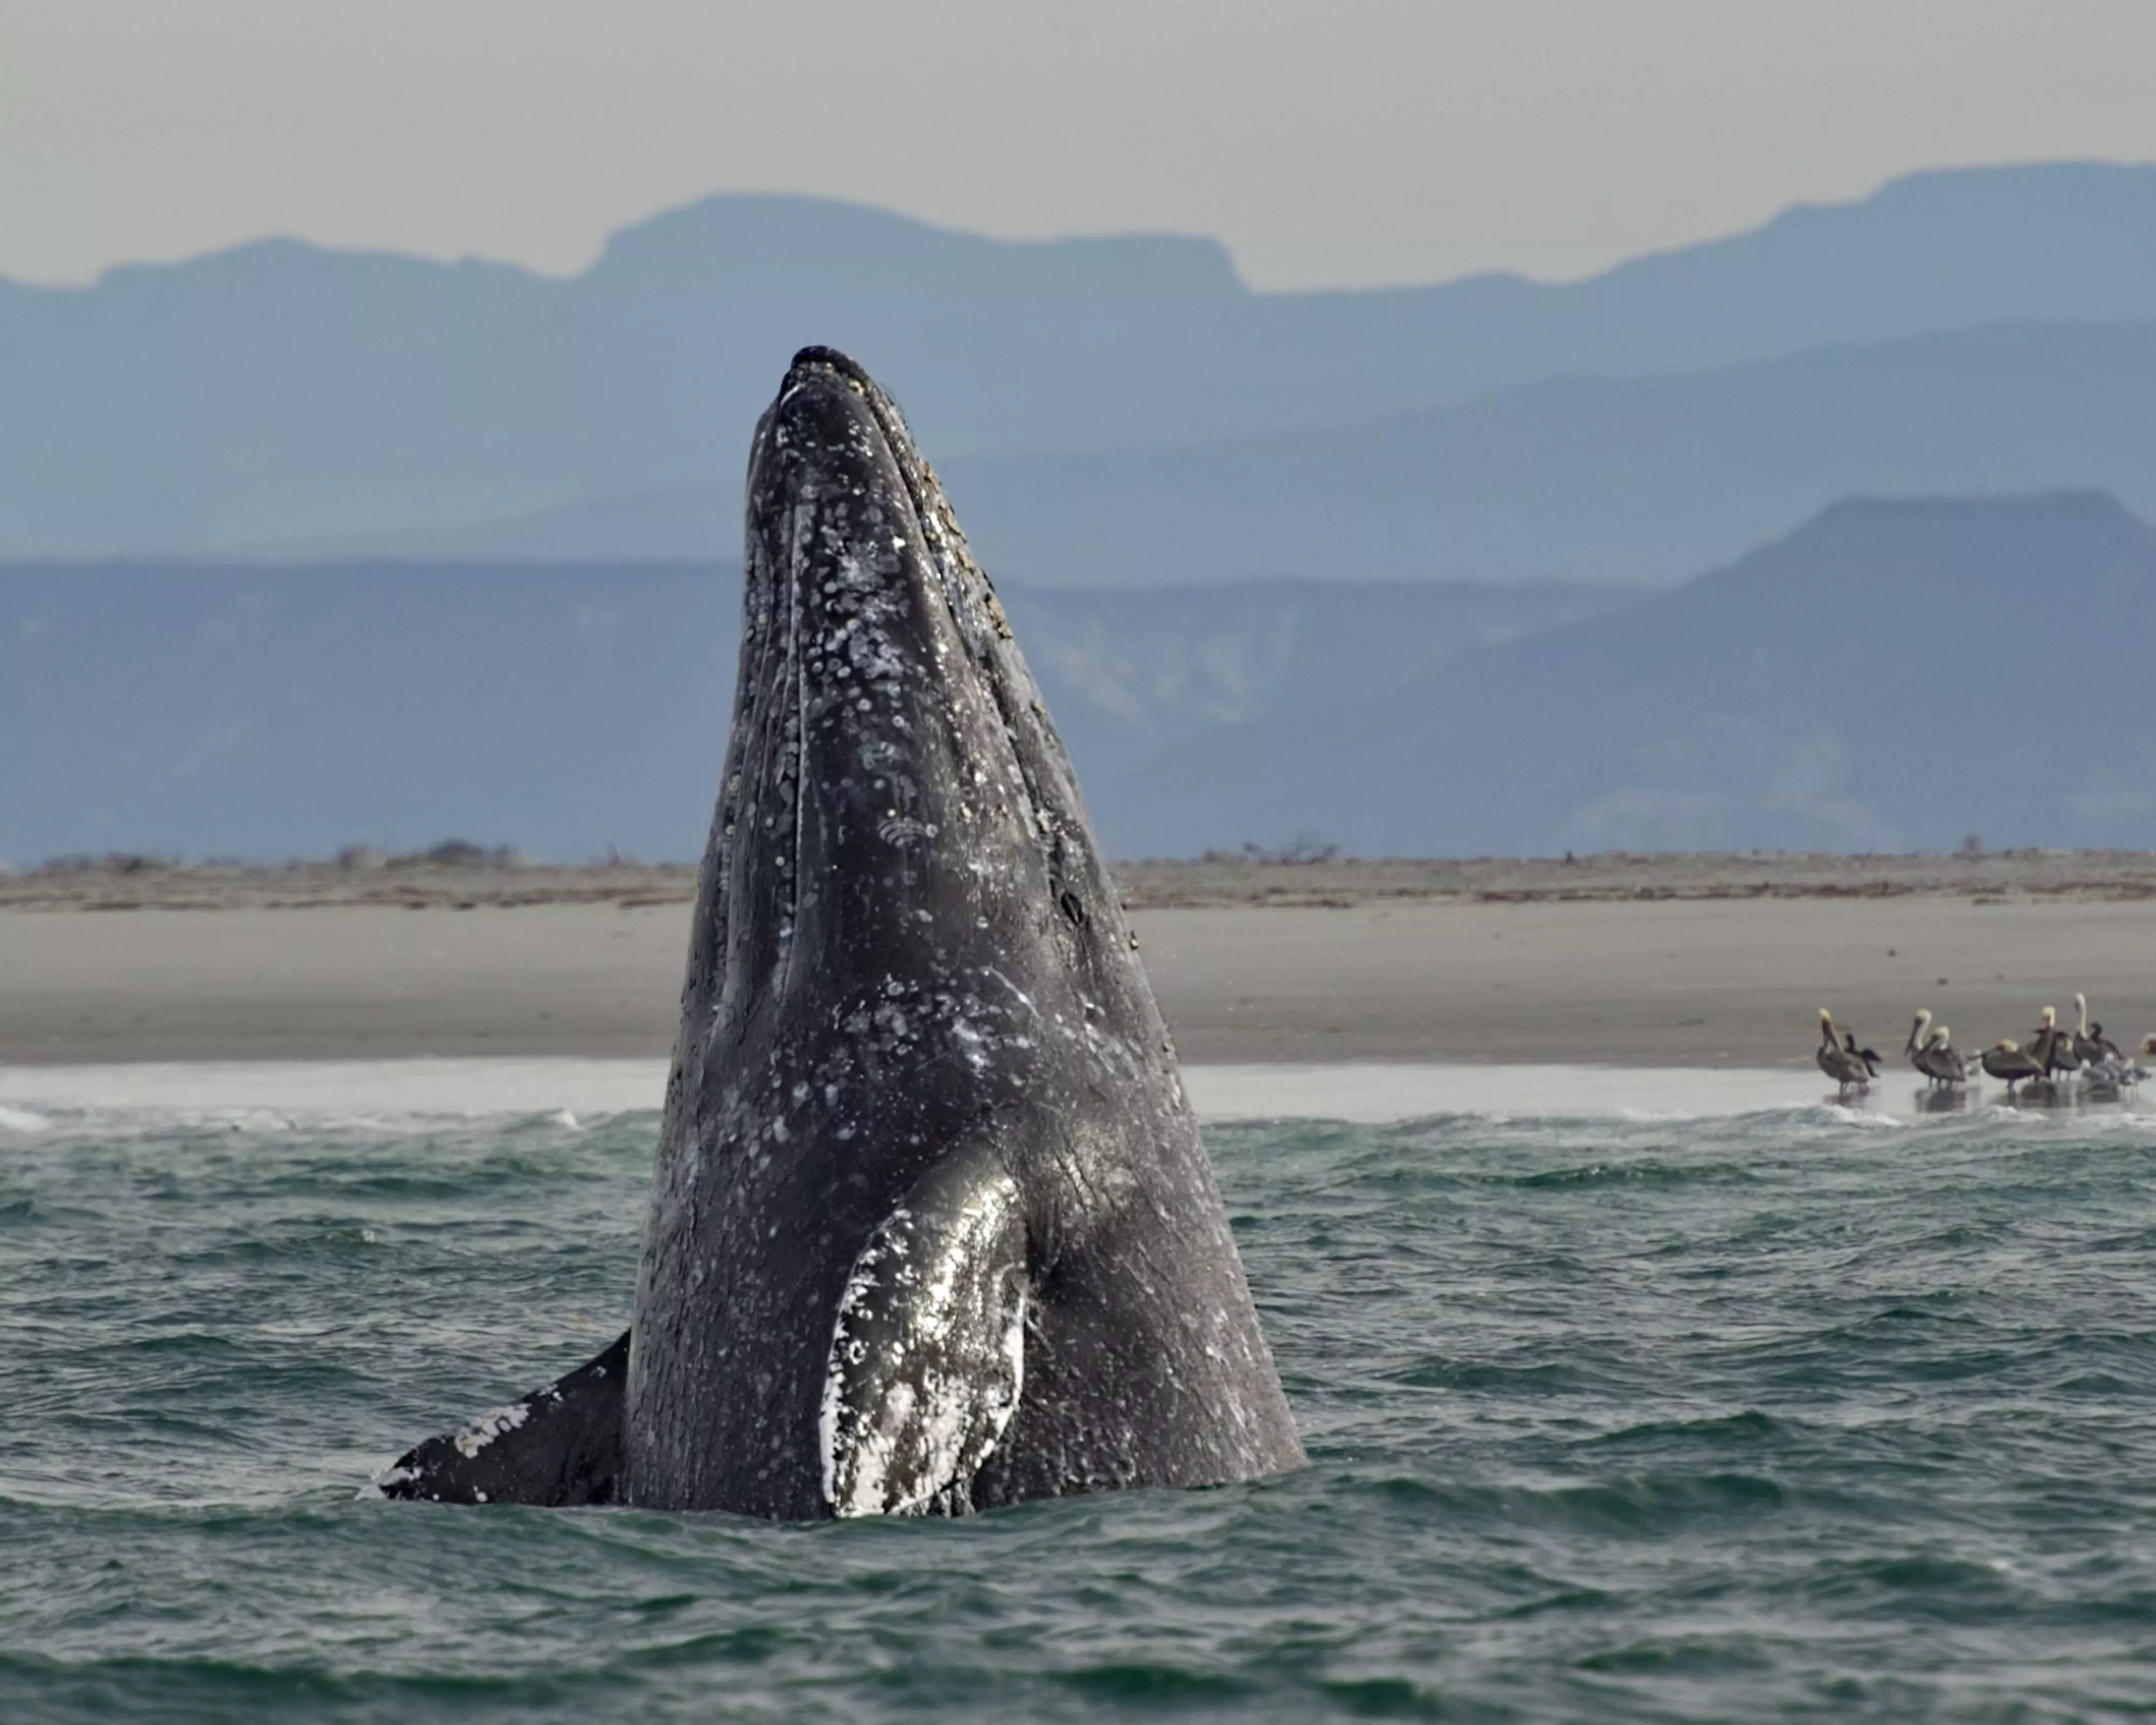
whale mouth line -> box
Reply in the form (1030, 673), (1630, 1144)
(775, 504), (812, 1001)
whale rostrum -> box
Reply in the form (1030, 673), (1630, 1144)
(379, 347), (1305, 1516)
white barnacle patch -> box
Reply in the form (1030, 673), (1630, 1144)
(820, 1167), (1027, 1518)
(950, 1019), (991, 1074)
(451, 1400), (532, 1458)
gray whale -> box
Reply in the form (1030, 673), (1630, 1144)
(380, 347), (1304, 1516)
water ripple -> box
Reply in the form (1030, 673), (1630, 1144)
(4, 1105), (2155, 1719)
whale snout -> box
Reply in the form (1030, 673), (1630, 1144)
(727, 348), (1056, 994)
(786, 343), (880, 395)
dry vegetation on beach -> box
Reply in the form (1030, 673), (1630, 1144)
(4, 847), (2155, 913)
(0, 847), (700, 913)
(1113, 849), (2156, 907)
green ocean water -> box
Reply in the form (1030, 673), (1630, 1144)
(5, 1093), (2156, 1721)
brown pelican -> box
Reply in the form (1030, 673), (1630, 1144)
(2072, 993), (2123, 1065)
(1905, 1009), (1934, 1066)
(2027, 1006), (2082, 1081)
(1816, 1009), (1872, 1097)
(1914, 1023), (1968, 1089)
(1843, 1029), (1883, 1077)
(1981, 1038), (2047, 1096)
(1905, 1010), (1958, 1085)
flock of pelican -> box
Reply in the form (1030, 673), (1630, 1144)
(1816, 996), (2154, 1101)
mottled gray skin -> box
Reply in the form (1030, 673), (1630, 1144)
(379, 347), (1302, 1518)
(623, 348), (1301, 1516)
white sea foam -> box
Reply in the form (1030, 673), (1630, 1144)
(1820, 1104), (1905, 1132)
(1185, 1063), (1840, 1123)
(0, 1058), (2146, 1127)
(0, 1059), (670, 1121)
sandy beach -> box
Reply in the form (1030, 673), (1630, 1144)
(4, 855), (2150, 1068)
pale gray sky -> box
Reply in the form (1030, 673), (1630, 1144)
(5, 0), (2153, 291)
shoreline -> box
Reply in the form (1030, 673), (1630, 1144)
(5, 889), (2151, 1071)
(3, 1057), (2148, 1125)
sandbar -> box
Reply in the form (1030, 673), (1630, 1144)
(4, 888), (2149, 1070)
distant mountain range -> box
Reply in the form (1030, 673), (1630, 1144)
(0, 561), (1632, 863)
(936, 317), (2156, 587)
(11, 165), (2154, 862)
(306, 317), (2156, 586)
(1113, 491), (2156, 857)
(6, 162), (2156, 566)
(6, 494), (2150, 862)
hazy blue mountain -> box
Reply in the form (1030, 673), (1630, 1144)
(0, 563), (737, 865)
(1004, 582), (1644, 803)
(336, 486), (735, 562)
(945, 319), (2156, 587)
(9, 497), (2148, 862)
(0, 565), (1633, 864)
(7, 162), (2156, 556)
(317, 317), (2156, 585)
(1106, 493), (2156, 857)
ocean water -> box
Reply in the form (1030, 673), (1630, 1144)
(5, 1080), (2156, 1721)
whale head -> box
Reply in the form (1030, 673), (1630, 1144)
(684, 345), (1114, 1050)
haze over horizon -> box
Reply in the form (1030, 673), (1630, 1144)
(10, 5), (2156, 862)
(9, 0), (2156, 293)
(9, 157), (2156, 567)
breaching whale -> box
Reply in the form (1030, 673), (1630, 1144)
(379, 347), (1304, 1516)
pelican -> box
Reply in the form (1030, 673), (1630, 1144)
(1816, 1009), (1872, 1097)
(1915, 1023), (1968, 1089)
(2072, 993), (2123, 1066)
(2027, 1006), (2082, 1081)
(1905, 1009), (1934, 1065)
(1905, 1010), (1953, 1085)
(1843, 1029), (1883, 1077)
(1981, 1038), (2046, 1096)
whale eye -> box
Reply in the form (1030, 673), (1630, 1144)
(1057, 889), (1086, 928)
